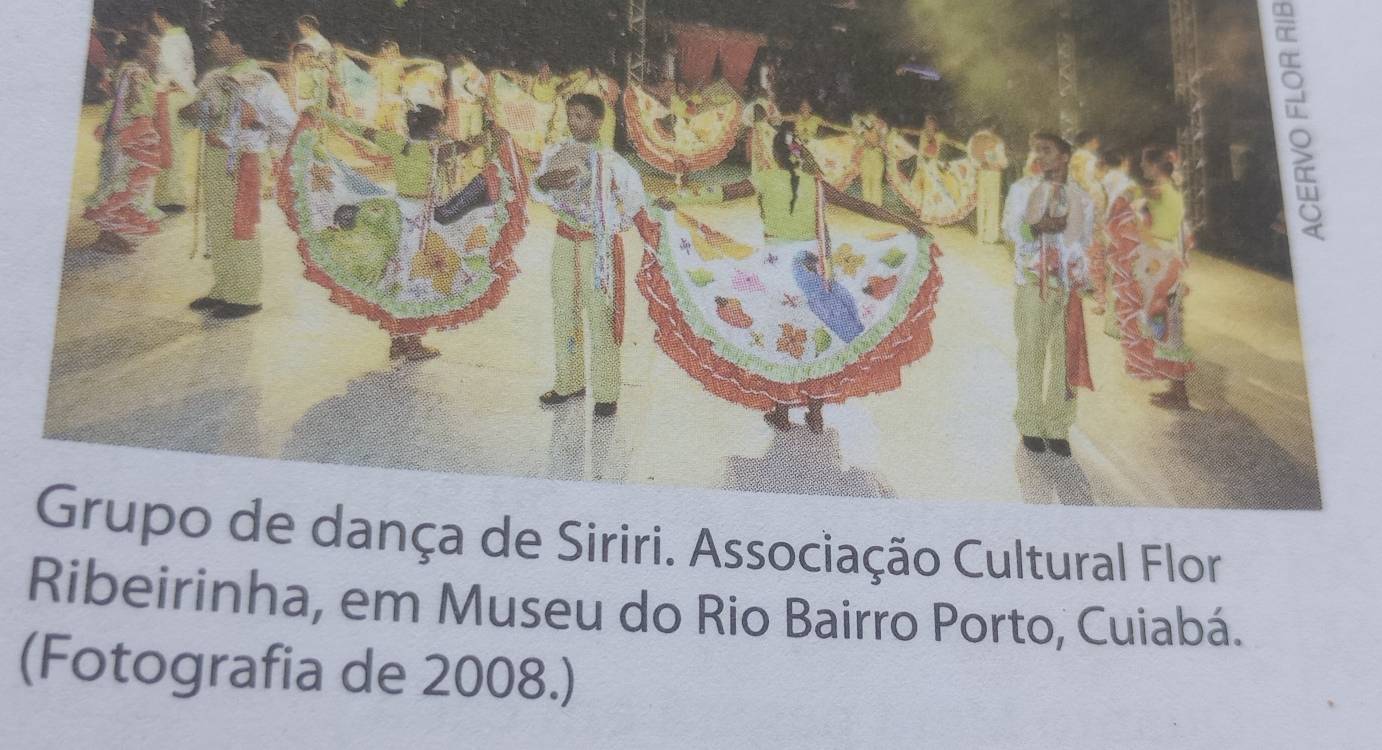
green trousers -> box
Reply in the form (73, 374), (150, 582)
(201, 144), (263, 306)
(976, 170), (1003, 243)
(551, 234), (621, 404)
(154, 91), (192, 206)
(860, 149), (885, 206)
(1014, 281), (1077, 440)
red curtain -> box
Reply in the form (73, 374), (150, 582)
(671, 23), (765, 93)
(88, 32), (110, 70)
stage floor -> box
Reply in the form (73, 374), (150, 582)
(43, 107), (1321, 509)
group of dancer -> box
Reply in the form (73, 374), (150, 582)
(1006, 129), (1195, 457)
(80, 8), (1193, 454)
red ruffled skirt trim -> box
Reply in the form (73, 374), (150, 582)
(1107, 207), (1194, 382)
(636, 242), (945, 410)
(83, 116), (165, 239)
(276, 115), (530, 337)
(622, 88), (740, 175)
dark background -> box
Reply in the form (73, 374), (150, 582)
(88, 0), (1289, 274)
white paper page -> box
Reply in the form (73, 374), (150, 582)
(0, 1), (1378, 747)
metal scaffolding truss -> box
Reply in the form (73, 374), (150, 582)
(1055, 0), (1079, 141)
(1052, 0), (1207, 233)
(1170, 0), (1208, 234)
(626, 0), (650, 85)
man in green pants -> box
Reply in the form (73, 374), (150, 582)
(179, 24), (295, 319)
(150, 6), (197, 213)
(1001, 132), (1095, 457)
(532, 94), (650, 417)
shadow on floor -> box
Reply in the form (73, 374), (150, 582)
(724, 426), (894, 498)
(1014, 443), (1095, 506)
(46, 324), (262, 456)
(49, 319), (204, 379)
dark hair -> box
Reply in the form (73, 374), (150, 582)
(566, 93), (605, 121)
(1100, 147), (1127, 169)
(117, 30), (153, 62)
(771, 124), (803, 215)
(296, 15), (321, 31)
(978, 116), (999, 131)
(1074, 130), (1099, 148)
(1032, 131), (1073, 157)
(1141, 146), (1176, 178)
(209, 19), (249, 48)
(406, 105), (445, 140)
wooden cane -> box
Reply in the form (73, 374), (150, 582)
(190, 128), (205, 260)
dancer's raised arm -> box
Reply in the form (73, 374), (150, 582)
(821, 182), (927, 236)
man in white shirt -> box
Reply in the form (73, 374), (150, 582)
(179, 24), (297, 320)
(532, 94), (651, 417)
(1002, 131), (1096, 457)
(150, 6), (197, 212)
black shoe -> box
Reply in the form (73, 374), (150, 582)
(1022, 436), (1046, 454)
(212, 303), (262, 319)
(594, 402), (618, 417)
(158, 204), (187, 215)
(1047, 439), (1072, 458)
(189, 296), (224, 311)
(539, 388), (585, 407)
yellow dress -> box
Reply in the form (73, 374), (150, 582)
(374, 58), (408, 134)
(531, 75), (559, 103)
(797, 114), (825, 141)
(854, 115), (886, 206)
(532, 75), (563, 142)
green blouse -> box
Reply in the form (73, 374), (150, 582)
(752, 169), (818, 241)
(1147, 183), (1185, 242)
(672, 168), (820, 242)
(326, 112), (434, 199)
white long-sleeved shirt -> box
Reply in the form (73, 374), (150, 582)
(193, 61), (297, 158)
(532, 140), (646, 233)
(533, 139), (648, 293)
(1002, 174), (1095, 290)
(157, 26), (197, 94)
